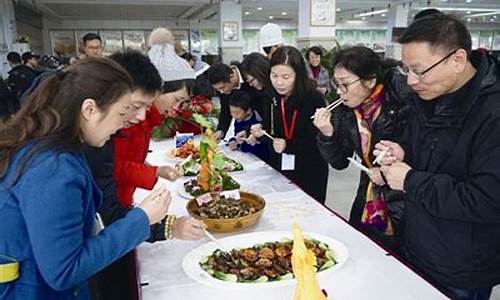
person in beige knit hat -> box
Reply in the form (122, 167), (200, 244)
(148, 27), (175, 48)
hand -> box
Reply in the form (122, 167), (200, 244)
(139, 187), (171, 225)
(380, 162), (412, 191)
(227, 140), (238, 150)
(250, 123), (264, 138)
(318, 87), (327, 95)
(368, 167), (385, 186)
(313, 108), (334, 137)
(373, 140), (405, 166)
(213, 130), (224, 141)
(172, 216), (206, 240)
(273, 138), (287, 153)
(157, 165), (183, 181)
(246, 134), (259, 146)
(235, 131), (247, 144)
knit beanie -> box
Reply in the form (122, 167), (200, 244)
(148, 43), (196, 82)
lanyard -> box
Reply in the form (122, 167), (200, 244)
(280, 97), (298, 141)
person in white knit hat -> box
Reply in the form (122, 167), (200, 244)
(147, 27), (196, 113)
(259, 23), (284, 59)
(112, 28), (198, 210)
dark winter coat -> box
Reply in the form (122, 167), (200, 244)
(402, 51), (500, 289)
(316, 69), (412, 248)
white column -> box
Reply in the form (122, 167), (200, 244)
(0, 0), (16, 50)
(385, 1), (409, 60)
(0, 0), (16, 78)
(297, 0), (336, 50)
(218, 0), (243, 64)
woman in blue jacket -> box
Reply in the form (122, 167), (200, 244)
(0, 58), (170, 299)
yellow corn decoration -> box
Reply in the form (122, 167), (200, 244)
(292, 223), (328, 300)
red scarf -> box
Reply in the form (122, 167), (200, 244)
(310, 65), (321, 80)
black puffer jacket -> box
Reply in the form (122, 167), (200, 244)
(316, 69), (412, 249)
(402, 51), (500, 289)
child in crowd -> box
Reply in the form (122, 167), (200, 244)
(228, 90), (268, 160)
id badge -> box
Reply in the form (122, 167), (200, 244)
(281, 153), (295, 171)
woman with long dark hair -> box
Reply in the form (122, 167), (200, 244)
(0, 58), (170, 299)
(253, 46), (329, 203)
(313, 46), (411, 250)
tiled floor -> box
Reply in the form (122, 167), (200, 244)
(324, 165), (500, 300)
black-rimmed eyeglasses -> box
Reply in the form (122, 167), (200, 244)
(330, 77), (362, 94)
(397, 49), (458, 81)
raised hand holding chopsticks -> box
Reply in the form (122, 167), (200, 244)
(310, 99), (343, 120)
(312, 106), (336, 137)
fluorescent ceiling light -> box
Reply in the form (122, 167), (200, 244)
(414, 7), (496, 12)
(466, 0), (472, 3)
(336, 8), (341, 12)
(355, 9), (388, 17)
(257, 7), (263, 11)
(381, 13), (386, 17)
(244, 11), (250, 15)
(281, 11), (287, 15)
(468, 11), (500, 18)
(269, 15), (274, 19)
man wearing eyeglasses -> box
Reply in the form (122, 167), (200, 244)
(82, 33), (103, 58)
(374, 14), (500, 300)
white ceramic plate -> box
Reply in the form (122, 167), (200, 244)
(182, 231), (349, 290)
(177, 180), (194, 199)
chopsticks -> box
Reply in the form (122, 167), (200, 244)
(310, 99), (343, 119)
(262, 130), (275, 141)
(203, 228), (236, 263)
(347, 157), (373, 175)
(372, 147), (388, 165)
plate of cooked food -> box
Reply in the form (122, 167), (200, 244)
(167, 139), (200, 161)
(178, 173), (241, 199)
(186, 191), (265, 233)
(180, 155), (243, 177)
(182, 230), (348, 289)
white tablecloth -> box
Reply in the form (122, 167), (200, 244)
(134, 139), (448, 300)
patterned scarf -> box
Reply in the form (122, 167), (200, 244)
(353, 84), (394, 236)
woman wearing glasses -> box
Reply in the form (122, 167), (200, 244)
(312, 46), (411, 251)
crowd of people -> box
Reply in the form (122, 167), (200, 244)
(1, 11), (500, 300)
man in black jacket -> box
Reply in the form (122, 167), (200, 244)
(207, 62), (259, 140)
(376, 15), (500, 299)
(6, 51), (36, 112)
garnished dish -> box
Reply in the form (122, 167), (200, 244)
(178, 115), (240, 196)
(182, 231), (349, 288)
(181, 155), (243, 177)
(186, 191), (265, 233)
(199, 237), (336, 283)
(170, 139), (199, 159)
(184, 175), (240, 197)
(198, 196), (256, 219)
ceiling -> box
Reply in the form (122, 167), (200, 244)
(19, 0), (500, 24)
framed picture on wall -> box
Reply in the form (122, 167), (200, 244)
(310, 0), (335, 26)
(223, 21), (239, 41)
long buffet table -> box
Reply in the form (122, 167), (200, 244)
(134, 138), (449, 300)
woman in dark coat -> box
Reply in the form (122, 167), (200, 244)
(313, 46), (411, 251)
(253, 46), (329, 204)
